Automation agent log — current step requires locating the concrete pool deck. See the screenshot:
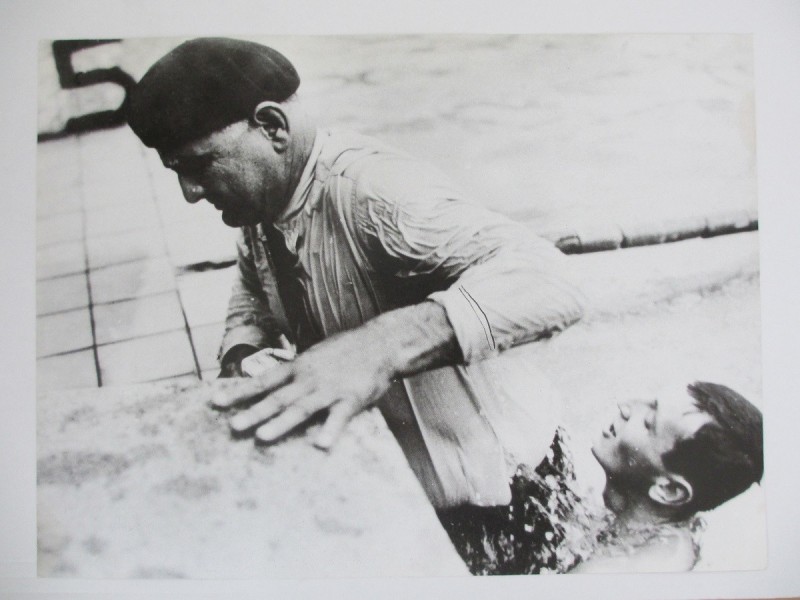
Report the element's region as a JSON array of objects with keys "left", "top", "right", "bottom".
[{"left": 38, "top": 381, "right": 469, "bottom": 578}]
